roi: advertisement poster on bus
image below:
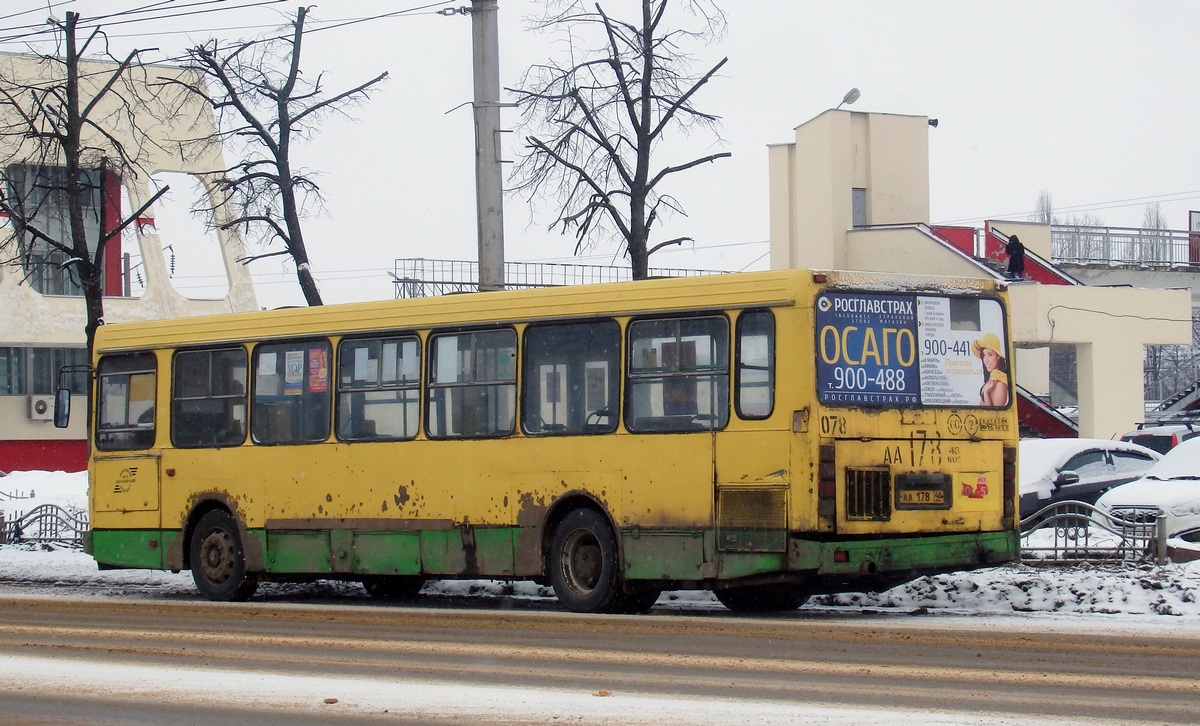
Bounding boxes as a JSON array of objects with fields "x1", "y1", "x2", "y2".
[{"x1": 816, "y1": 292, "x2": 1008, "y2": 408}]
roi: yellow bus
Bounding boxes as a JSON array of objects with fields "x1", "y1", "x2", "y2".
[{"x1": 69, "y1": 269, "x2": 1019, "y2": 613}]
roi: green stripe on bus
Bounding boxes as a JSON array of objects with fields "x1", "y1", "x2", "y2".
[
  {"x1": 91, "y1": 529, "x2": 170, "y2": 569},
  {"x1": 810, "y1": 531, "x2": 1019, "y2": 575}
]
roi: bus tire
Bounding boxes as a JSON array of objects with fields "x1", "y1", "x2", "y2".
[
  {"x1": 362, "y1": 575, "x2": 425, "y2": 601},
  {"x1": 715, "y1": 583, "x2": 808, "y2": 613},
  {"x1": 189, "y1": 510, "x2": 258, "y2": 602},
  {"x1": 549, "y1": 508, "x2": 621, "y2": 614}
]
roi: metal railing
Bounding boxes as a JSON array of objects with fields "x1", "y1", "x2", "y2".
[
  {"x1": 391, "y1": 258, "x2": 725, "y2": 299},
  {"x1": 0, "y1": 504, "x2": 88, "y2": 547},
  {"x1": 1051, "y1": 224, "x2": 1198, "y2": 267},
  {"x1": 1019, "y1": 500, "x2": 1167, "y2": 565}
]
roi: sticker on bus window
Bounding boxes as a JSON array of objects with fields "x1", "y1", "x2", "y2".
[
  {"x1": 284, "y1": 350, "x2": 304, "y2": 396},
  {"x1": 309, "y1": 348, "x2": 328, "y2": 394},
  {"x1": 816, "y1": 292, "x2": 1008, "y2": 408}
]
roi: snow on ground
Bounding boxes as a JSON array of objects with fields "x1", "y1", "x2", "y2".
[
  {"x1": 3, "y1": 471, "x2": 1199, "y2": 724},
  {"x1": 3, "y1": 470, "x2": 1200, "y2": 619}
]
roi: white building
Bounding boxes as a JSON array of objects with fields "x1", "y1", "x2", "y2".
[{"x1": 0, "y1": 52, "x2": 256, "y2": 472}]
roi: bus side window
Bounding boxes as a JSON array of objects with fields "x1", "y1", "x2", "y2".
[
  {"x1": 521, "y1": 320, "x2": 619, "y2": 435},
  {"x1": 626, "y1": 316, "x2": 729, "y2": 433},
  {"x1": 336, "y1": 335, "x2": 420, "y2": 441},
  {"x1": 252, "y1": 340, "x2": 332, "y2": 445},
  {"x1": 172, "y1": 348, "x2": 248, "y2": 448},
  {"x1": 427, "y1": 329, "x2": 516, "y2": 439},
  {"x1": 95, "y1": 352, "x2": 157, "y2": 451},
  {"x1": 736, "y1": 310, "x2": 775, "y2": 419}
]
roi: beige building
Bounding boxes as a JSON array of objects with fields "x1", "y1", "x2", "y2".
[
  {"x1": 0, "y1": 52, "x2": 256, "y2": 471},
  {"x1": 768, "y1": 109, "x2": 1193, "y2": 439}
]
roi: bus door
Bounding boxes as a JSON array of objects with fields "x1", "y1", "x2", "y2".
[{"x1": 92, "y1": 352, "x2": 163, "y2": 565}]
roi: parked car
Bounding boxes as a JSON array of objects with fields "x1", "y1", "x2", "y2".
[
  {"x1": 1019, "y1": 438, "x2": 1161, "y2": 520},
  {"x1": 1096, "y1": 437, "x2": 1200, "y2": 539},
  {"x1": 1119, "y1": 420, "x2": 1200, "y2": 455}
]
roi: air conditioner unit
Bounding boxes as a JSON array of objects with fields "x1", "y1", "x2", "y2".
[{"x1": 28, "y1": 394, "x2": 54, "y2": 421}]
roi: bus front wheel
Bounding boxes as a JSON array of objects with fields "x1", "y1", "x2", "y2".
[
  {"x1": 189, "y1": 510, "x2": 258, "y2": 602},
  {"x1": 549, "y1": 508, "x2": 622, "y2": 614},
  {"x1": 714, "y1": 583, "x2": 808, "y2": 613}
]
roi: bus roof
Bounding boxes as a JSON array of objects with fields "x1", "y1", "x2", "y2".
[{"x1": 94, "y1": 268, "x2": 1004, "y2": 352}]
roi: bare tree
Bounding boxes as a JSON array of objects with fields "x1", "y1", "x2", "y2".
[
  {"x1": 510, "y1": 0, "x2": 730, "y2": 279},
  {"x1": 1143, "y1": 201, "x2": 1168, "y2": 229},
  {"x1": 0, "y1": 12, "x2": 168, "y2": 353},
  {"x1": 1032, "y1": 188, "x2": 1056, "y2": 224},
  {"x1": 169, "y1": 7, "x2": 387, "y2": 306}
]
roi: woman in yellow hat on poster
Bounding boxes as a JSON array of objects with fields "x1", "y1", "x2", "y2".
[{"x1": 972, "y1": 332, "x2": 1009, "y2": 407}]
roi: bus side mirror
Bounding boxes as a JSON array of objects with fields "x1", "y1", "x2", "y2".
[{"x1": 54, "y1": 388, "x2": 71, "y2": 429}]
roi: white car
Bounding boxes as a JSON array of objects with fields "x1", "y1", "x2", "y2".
[
  {"x1": 1096, "y1": 437, "x2": 1200, "y2": 540},
  {"x1": 1018, "y1": 438, "x2": 1161, "y2": 521}
]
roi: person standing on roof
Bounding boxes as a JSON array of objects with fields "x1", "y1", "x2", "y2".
[{"x1": 1005, "y1": 234, "x2": 1026, "y2": 279}]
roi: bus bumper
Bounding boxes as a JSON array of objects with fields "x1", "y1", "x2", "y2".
[{"x1": 792, "y1": 530, "x2": 1020, "y2": 578}]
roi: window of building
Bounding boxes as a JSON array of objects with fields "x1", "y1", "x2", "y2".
[
  {"x1": 251, "y1": 340, "x2": 331, "y2": 445},
  {"x1": 852, "y1": 187, "x2": 868, "y2": 228},
  {"x1": 427, "y1": 329, "x2": 516, "y2": 438},
  {"x1": 31, "y1": 347, "x2": 89, "y2": 395},
  {"x1": 96, "y1": 352, "x2": 156, "y2": 451},
  {"x1": 0, "y1": 347, "x2": 88, "y2": 396},
  {"x1": 5, "y1": 164, "x2": 103, "y2": 296},
  {"x1": 736, "y1": 310, "x2": 775, "y2": 419},
  {"x1": 626, "y1": 316, "x2": 729, "y2": 433},
  {"x1": 172, "y1": 348, "x2": 248, "y2": 448},
  {"x1": 337, "y1": 335, "x2": 421, "y2": 441},
  {"x1": 0, "y1": 348, "x2": 25, "y2": 395},
  {"x1": 522, "y1": 320, "x2": 619, "y2": 435}
]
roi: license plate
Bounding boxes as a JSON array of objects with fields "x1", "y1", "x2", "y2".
[{"x1": 900, "y1": 490, "x2": 944, "y2": 505}]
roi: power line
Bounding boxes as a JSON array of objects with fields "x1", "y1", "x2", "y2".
[
  {"x1": 0, "y1": 0, "x2": 457, "y2": 47},
  {"x1": 0, "y1": 1, "x2": 294, "y2": 46},
  {"x1": 937, "y1": 190, "x2": 1200, "y2": 227},
  {"x1": 0, "y1": 1, "x2": 74, "y2": 24}
]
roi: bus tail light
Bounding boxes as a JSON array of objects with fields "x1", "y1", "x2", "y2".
[
  {"x1": 818, "y1": 444, "x2": 836, "y2": 519},
  {"x1": 1002, "y1": 445, "x2": 1017, "y2": 521}
]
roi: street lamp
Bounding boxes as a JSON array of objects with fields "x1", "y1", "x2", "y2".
[{"x1": 836, "y1": 87, "x2": 860, "y2": 110}]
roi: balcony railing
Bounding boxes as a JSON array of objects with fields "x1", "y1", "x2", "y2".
[{"x1": 1051, "y1": 224, "x2": 1198, "y2": 267}]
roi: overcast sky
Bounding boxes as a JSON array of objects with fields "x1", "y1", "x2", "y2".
[{"x1": 6, "y1": 1, "x2": 1199, "y2": 308}]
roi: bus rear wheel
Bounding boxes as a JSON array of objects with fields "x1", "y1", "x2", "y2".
[
  {"x1": 362, "y1": 575, "x2": 425, "y2": 601},
  {"x1": 549, "y1": 508, "x2": 622, "y2": 614},
  {"x1": 715, "y1": 583, "x2": 808, "y2": 613},
  {"x1": 189, "y1": 510, "x2": 258, "y2": 602}
]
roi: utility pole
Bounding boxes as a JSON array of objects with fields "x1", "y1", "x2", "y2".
[{"x1": 471, "y1": 0, "x2": 505, "y2": 291}]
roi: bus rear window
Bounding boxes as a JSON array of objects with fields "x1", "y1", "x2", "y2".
[{"x1": 815, "y1": 293, "x2": 1009, "y2": 408}]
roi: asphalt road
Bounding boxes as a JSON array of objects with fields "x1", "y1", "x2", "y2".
[{"x1": 0, "y1": 595, "x2": 1197, "y2": 724}]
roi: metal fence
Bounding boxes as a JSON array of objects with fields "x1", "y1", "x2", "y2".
[
  {"x1": 391, "y1": 258, "x2": 725, "y2": 299},
  {"x1": 0, "y1": 504, "x2": 88, "y2": 547},
  {"x1": 1051, "y1": 224, "x2": 1197, "y2": 267},
  {"x1": 1019, "y1": 500, "x2": 1167, "y2": 565}
]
